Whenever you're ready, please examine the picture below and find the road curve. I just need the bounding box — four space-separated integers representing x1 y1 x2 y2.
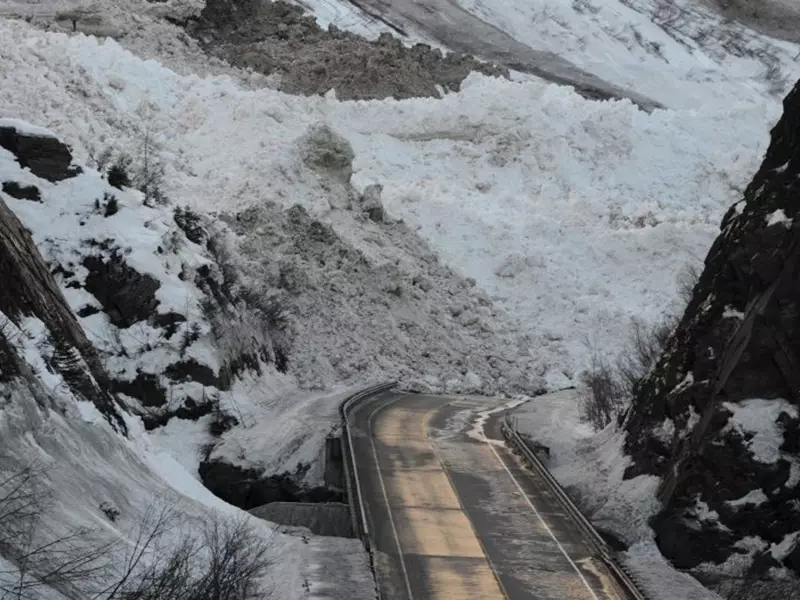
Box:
348 391 632 600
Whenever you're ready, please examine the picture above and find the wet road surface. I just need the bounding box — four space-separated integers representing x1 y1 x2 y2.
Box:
347 391 633 599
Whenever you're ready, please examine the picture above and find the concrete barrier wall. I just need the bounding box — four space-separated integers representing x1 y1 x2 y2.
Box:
249 502 354 538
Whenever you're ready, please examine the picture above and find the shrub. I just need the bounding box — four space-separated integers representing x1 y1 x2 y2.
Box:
581 315 677 430
101 507 272 600
0 461 274 600
617 316 677 397
107 157 131 190
103 193 119 217
208 401 239 438
173 207 206 245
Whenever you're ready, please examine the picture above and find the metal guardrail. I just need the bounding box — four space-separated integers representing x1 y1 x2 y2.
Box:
339 381 398 599
502 413 649 600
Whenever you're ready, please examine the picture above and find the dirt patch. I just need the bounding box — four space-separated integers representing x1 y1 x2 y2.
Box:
187 0 508 100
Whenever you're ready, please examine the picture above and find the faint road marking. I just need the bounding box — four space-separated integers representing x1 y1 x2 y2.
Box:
481 424 601 600
367 393 416 600
423 404 510 599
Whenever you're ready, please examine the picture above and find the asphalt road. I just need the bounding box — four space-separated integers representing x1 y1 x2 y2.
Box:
348 391 632 600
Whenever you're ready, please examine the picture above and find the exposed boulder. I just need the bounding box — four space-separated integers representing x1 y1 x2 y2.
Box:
357 183 385 223
2 181 41 202
82 251 161 328
623 81 800 578
0 122 80 182
300 124 355 184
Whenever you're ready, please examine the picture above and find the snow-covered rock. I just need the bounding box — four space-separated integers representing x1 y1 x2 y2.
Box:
624 80 800 583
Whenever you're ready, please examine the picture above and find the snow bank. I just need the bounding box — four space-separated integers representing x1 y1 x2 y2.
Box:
512 390 719 598
0 117 56 137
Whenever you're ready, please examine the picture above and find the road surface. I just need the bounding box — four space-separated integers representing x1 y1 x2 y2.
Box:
347 391 632 599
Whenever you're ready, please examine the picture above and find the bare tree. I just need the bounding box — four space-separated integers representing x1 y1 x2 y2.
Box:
579 354 626 430
0 459 112 600
104 512 273 600
0 458 273 600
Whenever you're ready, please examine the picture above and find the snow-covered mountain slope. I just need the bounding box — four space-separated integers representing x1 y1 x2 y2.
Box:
316 0 800 109
0 120 374 599
0 15 787 389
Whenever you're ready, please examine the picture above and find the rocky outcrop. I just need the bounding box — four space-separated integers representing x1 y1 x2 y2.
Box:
623 82 800 578
198 460 342 509
0 196 125 431
2 181 41 202
0 123 79 182
82 252 161 329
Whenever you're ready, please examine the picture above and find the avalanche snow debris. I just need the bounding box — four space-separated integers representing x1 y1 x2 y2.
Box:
450 0 800 109
0 16 786 387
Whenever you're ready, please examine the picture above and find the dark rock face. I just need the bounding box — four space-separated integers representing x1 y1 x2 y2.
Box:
164 358 224 389
83 252 161 328
0 197 125 431
111 371 167 408
198 460 342 510
624 81 800 576
2 181 41 202
0 126 80 182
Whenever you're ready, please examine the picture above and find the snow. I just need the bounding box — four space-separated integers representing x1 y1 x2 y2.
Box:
691 498 720 523
771 531 799 561
0 303 373 600
292 0 406 41
450 0 800 109
512 390 661 543
728 489 769 507
624 540 723 600
766 208 793 228
0 116 56 137
723 398 798 464
512 390 720 598
210 378 354 484
723 305 745 320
